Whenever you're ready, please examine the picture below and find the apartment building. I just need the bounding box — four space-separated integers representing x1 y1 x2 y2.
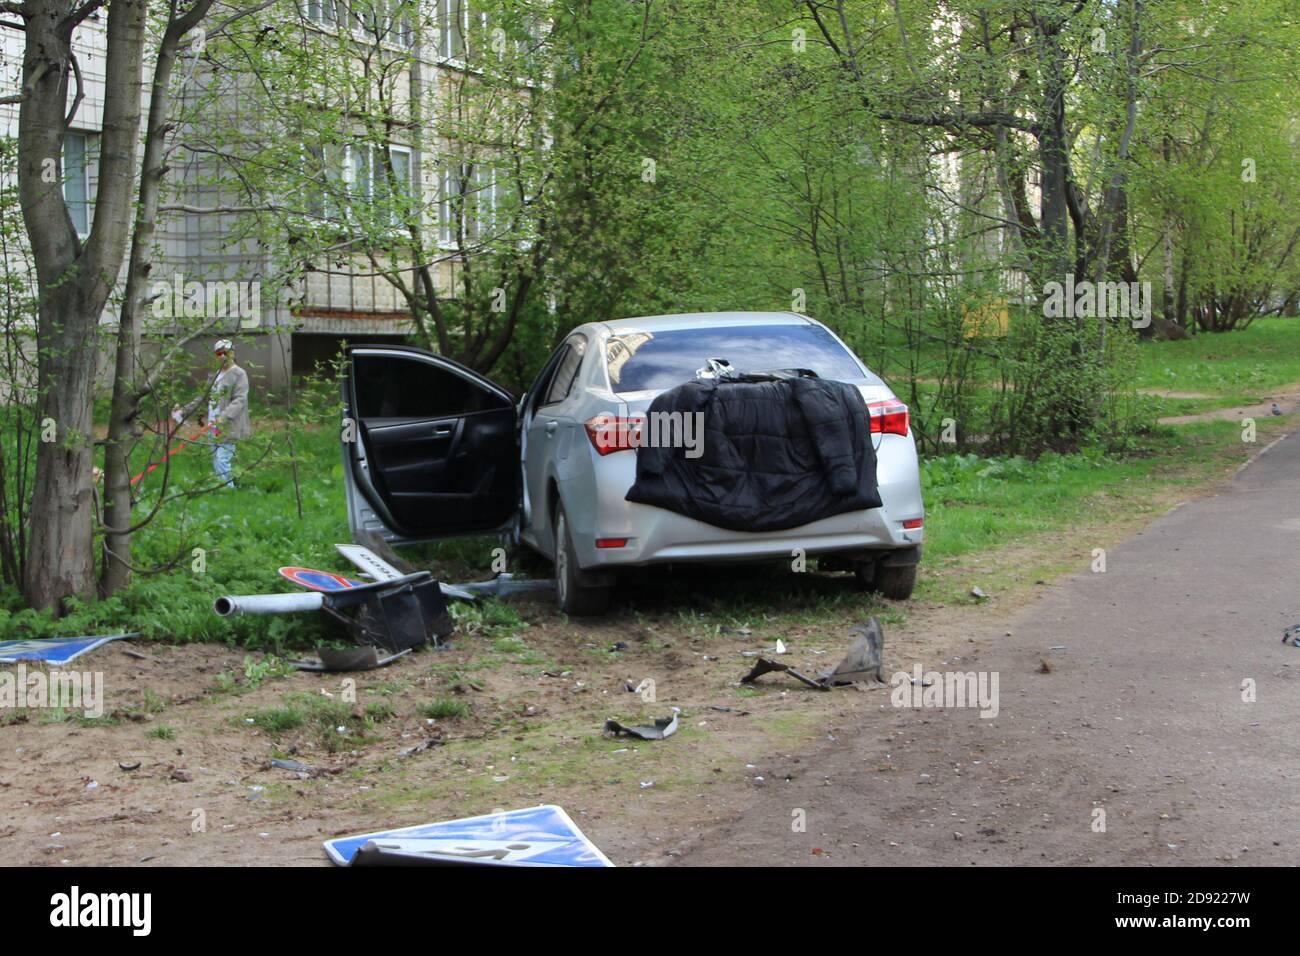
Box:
0 1 529 390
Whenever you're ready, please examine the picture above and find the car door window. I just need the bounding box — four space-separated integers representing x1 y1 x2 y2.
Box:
354 354 509 418
542 335 587 406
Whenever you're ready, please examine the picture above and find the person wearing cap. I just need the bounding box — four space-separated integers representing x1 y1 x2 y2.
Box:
172 339 251 489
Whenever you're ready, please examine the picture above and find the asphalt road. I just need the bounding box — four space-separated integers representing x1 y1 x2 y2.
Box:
673 430 1300 866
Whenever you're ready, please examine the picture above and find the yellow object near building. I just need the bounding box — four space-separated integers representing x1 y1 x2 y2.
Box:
961 298 1010 338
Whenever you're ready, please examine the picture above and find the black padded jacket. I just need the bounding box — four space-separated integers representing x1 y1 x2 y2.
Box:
625 374 882 532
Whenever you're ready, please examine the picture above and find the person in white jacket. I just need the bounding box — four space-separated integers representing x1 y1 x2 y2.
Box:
172 339 251 489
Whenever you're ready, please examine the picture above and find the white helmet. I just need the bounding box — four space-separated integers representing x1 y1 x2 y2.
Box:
214 338 234 353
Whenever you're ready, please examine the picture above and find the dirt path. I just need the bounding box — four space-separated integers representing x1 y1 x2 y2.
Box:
664 430 1300 866
1156 383 1300 425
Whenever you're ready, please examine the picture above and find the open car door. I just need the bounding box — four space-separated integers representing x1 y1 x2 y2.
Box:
341 345 518 543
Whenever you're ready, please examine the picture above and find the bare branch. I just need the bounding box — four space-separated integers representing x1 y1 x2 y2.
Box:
0 59 47 105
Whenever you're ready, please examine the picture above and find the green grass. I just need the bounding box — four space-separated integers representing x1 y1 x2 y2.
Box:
421 697 472 720
246 690 397 752
1133 317 1300 395
1 318 1295 643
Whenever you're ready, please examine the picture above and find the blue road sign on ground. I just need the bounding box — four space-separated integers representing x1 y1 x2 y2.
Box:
279 567 366 592
324 804 614 867
0 634 134 665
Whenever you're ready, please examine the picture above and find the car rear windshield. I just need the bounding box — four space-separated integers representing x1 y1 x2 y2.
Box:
605 323 866 393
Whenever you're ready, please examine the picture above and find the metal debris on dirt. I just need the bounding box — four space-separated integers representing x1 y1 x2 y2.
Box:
1283 624 1300 648
269 758 316 774
741 656 827 690
741 618 887 690
819 619 886 686
604 710 680 740
289 647 412 673
397 738 441 759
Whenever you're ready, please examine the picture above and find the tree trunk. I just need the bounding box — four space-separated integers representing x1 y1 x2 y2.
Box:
103 6 210 595
19 0 148 611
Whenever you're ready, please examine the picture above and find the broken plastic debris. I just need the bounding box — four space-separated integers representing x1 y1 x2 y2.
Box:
604 712 679 740
742 618 887 690
398 739 439 759
270 758 315 774
290 647 411 672
819 619 886 686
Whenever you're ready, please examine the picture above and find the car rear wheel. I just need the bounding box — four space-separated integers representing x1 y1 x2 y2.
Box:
554 504 613 616
854 560 917 600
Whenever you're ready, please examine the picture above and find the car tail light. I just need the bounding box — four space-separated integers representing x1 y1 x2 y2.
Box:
595 538 629 549
867 399 909 436
902 518 923 529
585 414 641 455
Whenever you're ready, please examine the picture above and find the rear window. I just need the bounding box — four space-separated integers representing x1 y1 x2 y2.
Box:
605 323 865 393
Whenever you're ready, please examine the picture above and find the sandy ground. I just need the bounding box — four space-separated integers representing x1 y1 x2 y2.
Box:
0 567 979 867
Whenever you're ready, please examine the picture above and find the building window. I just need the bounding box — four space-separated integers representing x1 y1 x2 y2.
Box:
437 0 469 60
470 164 497 241
438 165 462 244
63 132 92 236
303 0 336 25
306 0 413 48
307 142 412 226
439 161 497 245
304 143 348 220
365 0 415 48
368 145 412 226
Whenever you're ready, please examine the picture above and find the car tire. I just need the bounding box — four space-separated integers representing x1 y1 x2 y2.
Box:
554 503 613 616
873 563 917 600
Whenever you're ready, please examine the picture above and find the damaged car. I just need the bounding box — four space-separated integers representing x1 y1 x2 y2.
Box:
339 311 924 614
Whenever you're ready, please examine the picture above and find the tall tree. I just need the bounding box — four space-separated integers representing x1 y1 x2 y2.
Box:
13 0 149 611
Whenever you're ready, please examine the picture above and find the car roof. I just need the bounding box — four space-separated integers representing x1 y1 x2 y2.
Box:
596 311 815 334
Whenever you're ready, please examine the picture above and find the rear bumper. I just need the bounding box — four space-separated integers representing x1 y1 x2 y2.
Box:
580 507 923 567
560 433 925 570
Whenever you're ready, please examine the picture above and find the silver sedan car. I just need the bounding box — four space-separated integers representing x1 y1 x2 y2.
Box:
341 311 924 614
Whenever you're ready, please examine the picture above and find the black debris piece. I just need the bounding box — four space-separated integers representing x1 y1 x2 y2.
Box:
741 657 828 691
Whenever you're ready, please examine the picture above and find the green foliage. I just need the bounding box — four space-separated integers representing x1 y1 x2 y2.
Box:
247 691 396 752
421 697 471 720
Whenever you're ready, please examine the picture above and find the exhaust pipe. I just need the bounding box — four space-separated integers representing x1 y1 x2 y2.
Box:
213 592 324 617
